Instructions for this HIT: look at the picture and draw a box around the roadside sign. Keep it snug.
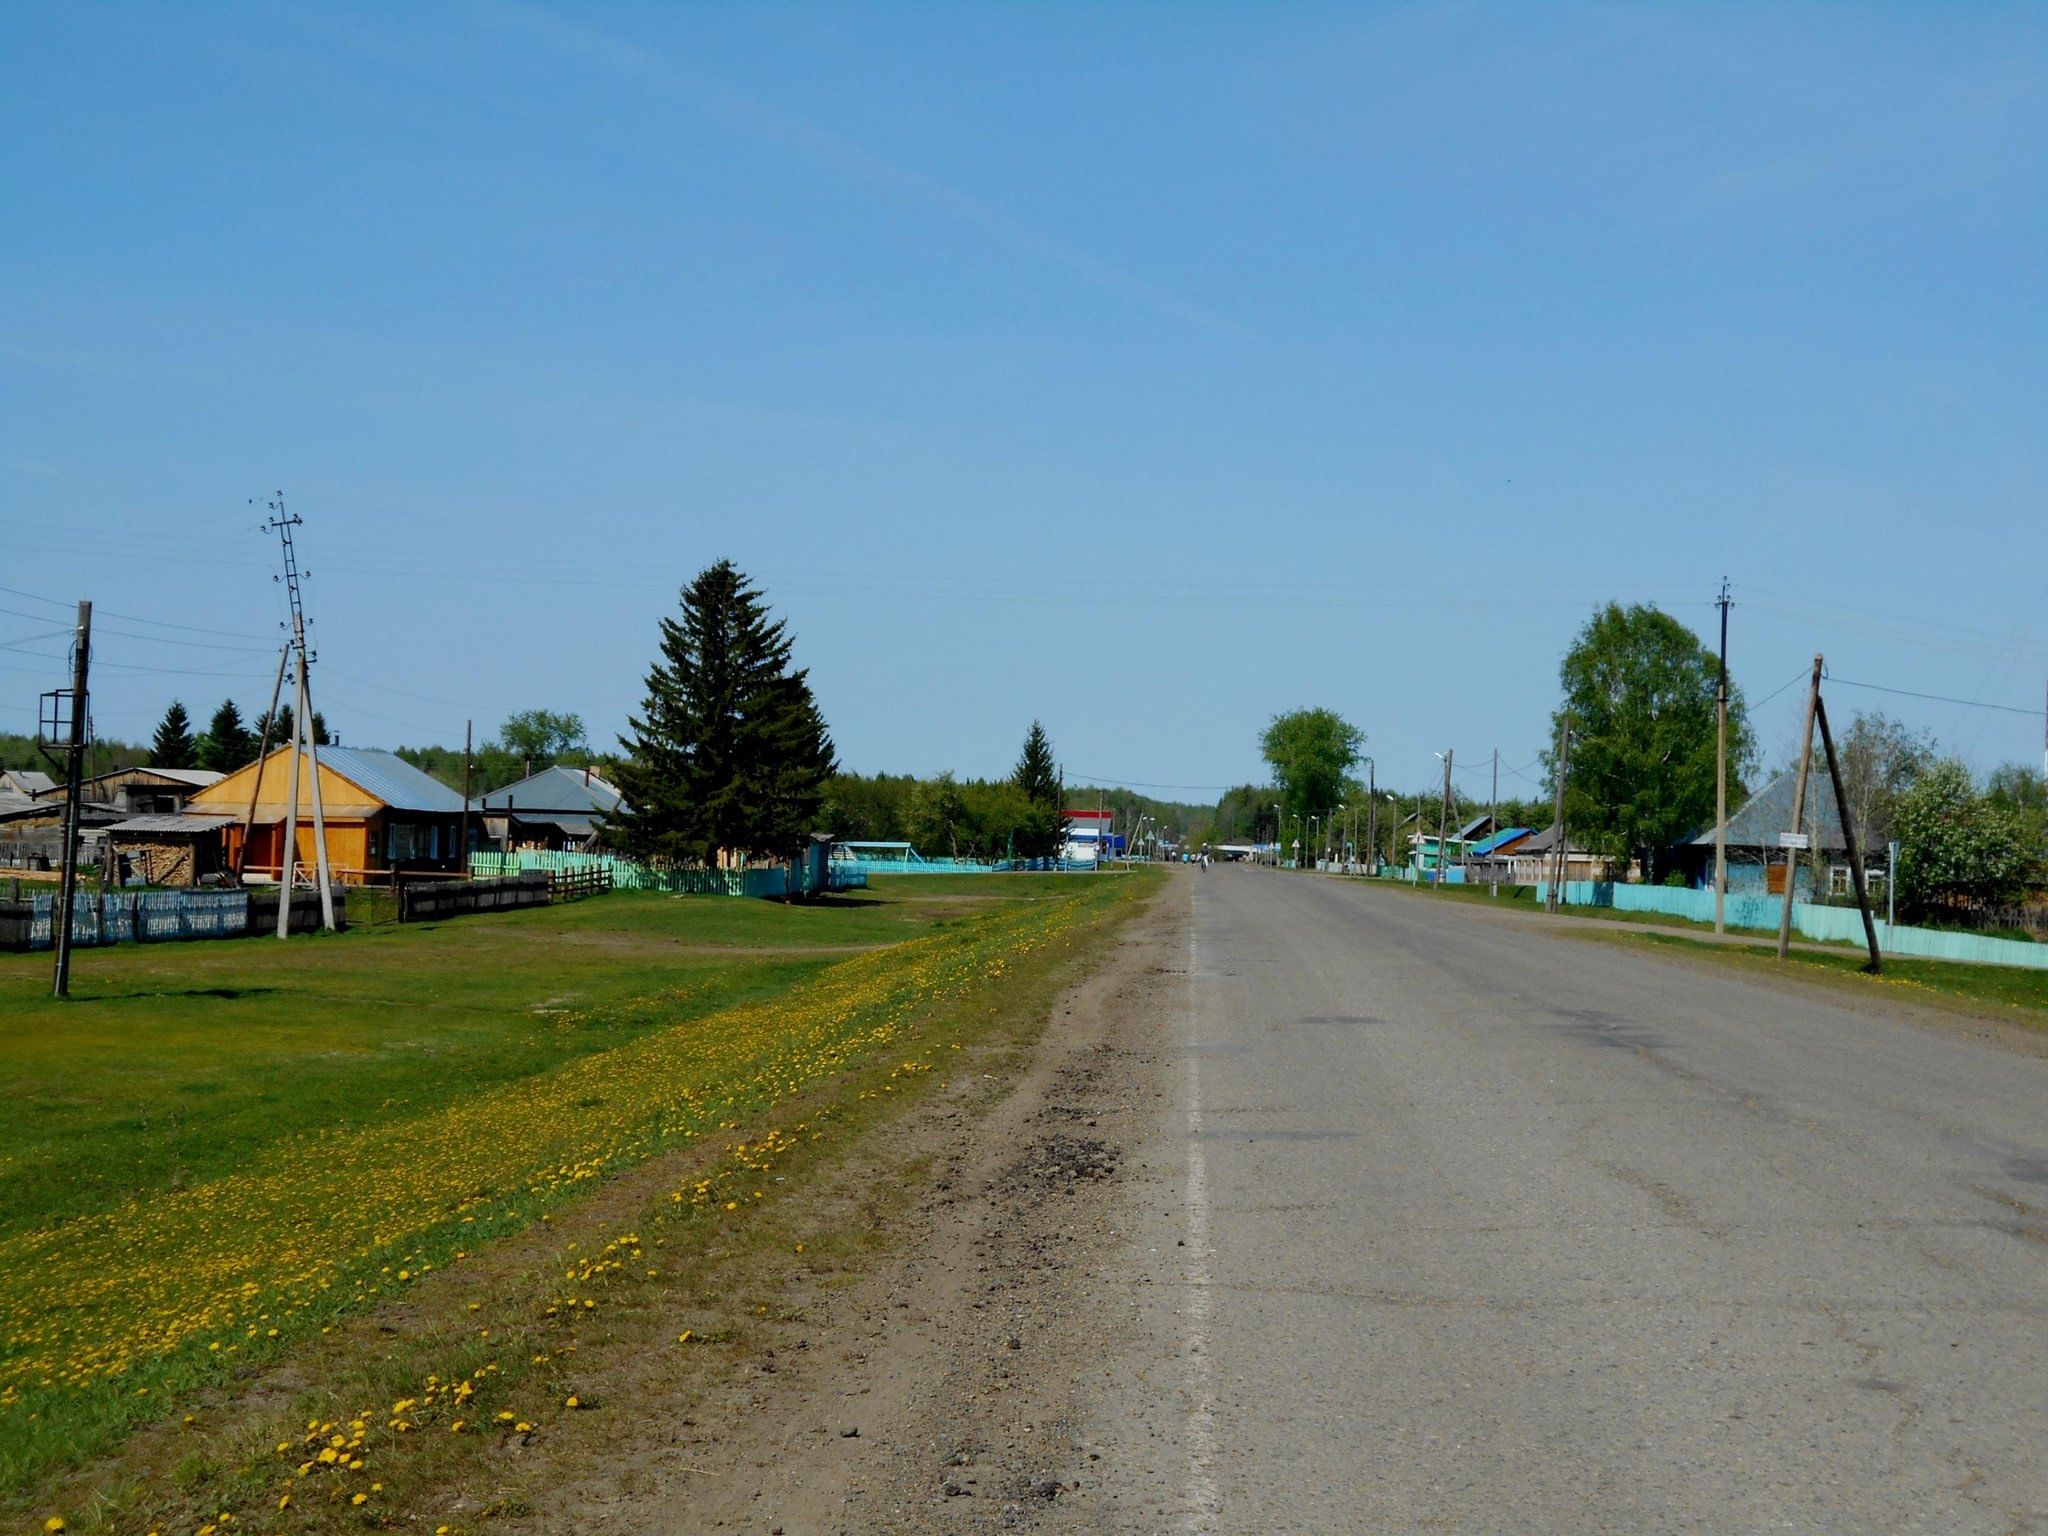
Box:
[1778,831,1810,850]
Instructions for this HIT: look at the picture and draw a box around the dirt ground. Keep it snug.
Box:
[531,872,1189,1535]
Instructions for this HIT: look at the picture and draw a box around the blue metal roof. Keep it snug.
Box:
[1467,827,1532,857]
[317,746,467,814]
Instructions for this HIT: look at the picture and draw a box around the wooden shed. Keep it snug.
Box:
[185,745,468,884]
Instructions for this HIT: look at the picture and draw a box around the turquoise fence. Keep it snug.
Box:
[469,850,867,898]
[839,856,998,876]
[1531,880,2048,971]
[839,858,1103,876]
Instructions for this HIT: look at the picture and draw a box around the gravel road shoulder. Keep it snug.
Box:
[551,872,1189,1534]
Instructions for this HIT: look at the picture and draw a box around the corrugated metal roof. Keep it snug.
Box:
[1468,827,1532,857]
[107,814,240,834]
[470,764,622,816]
[1688,770,1847,850]
[316,746,468,813]
[149,768,224,787]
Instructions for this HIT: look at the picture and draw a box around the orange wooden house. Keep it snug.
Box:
[185,745,469,883]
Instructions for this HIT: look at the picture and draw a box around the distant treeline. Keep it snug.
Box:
[1208,779,1556,859]
[823,772,1207,859]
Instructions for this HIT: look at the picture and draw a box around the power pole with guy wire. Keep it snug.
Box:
[262,497,336,936]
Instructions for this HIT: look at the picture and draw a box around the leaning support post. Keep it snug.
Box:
[238,642,290,881]
[298,641,336,931]
[1815,695,1882,973]
[276,687,301,939]
[1776,654,1824,960]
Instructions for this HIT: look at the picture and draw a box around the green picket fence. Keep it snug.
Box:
[468,850,866,898]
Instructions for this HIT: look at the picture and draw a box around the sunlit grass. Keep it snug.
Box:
[0,873,1134,1499]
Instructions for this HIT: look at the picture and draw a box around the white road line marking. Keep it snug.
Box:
[1183,922,1220,1532]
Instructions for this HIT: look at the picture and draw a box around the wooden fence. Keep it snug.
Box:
[397,871,553,924]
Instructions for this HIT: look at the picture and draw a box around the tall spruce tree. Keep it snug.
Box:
[255,702,293,750]
[1011,720,1064,859]
[150,700,197,769]
[198,699,255,772]
[611,561,836,865]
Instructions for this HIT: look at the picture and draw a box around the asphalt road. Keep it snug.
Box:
[1067,868,2048,1534]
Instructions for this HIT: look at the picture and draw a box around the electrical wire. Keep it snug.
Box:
[1825,675,2041,718]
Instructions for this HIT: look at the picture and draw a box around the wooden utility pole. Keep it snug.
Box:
[1775,654,1824,960]
[1714,579,1730,935]
[297,630,336,931]
[50,601,91,1000]
[1815,694,1882,973]
[1490,748,1499,842]
[1436,748,1453,887]
[1546,716,1571,914]
[1366,759,1377,873]
[459,719,473,870]
[239,643,291,880]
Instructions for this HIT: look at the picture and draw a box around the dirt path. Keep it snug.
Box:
[541,871,1188,1534]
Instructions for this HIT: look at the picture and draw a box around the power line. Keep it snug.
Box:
[1064,772,1236,793]
[1825,675,2041,718]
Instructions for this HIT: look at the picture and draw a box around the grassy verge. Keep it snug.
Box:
[1617,928,2048,1022]
[1,870,1155,1524]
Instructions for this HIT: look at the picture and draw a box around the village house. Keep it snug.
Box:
[183,744,468,883]
[1674,769,1874,901]
[469,764,622,852]
[40,764,223,815]
[1506,824,1614,884]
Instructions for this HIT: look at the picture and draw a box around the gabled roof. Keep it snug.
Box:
[470,764,623,817]
[1468,827,1533,857]
[317,747,468,813]
[1689,770,1847,851]
[1,769,55,795]
[74,765,224,793]
[190,745,467,816]
[1455,814,1496,841]
[1514,825,1596,855]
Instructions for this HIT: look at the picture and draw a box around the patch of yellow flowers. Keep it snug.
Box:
[0,881,1124,1457]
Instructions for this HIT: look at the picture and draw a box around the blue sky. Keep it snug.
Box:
[3,2,2044,800]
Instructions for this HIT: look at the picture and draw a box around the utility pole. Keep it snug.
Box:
[460,719,474,870]
[264,499,336,935]
[1815,693,1881,973]
[49,601,91,1000]
[1436,749,1453,887]
[1365,759,1376,874]
[1490,747,1498,841]
[1546,716,1571,914]
[1714,578,1730,936]
[1775,654,1824,960]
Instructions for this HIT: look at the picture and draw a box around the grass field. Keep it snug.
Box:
[0,871,1153,1526]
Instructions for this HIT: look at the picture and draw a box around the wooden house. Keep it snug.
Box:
[185,745,467,883]
[42,765,223,815]
[1506,825,1614,884]
[470,764,623,852]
